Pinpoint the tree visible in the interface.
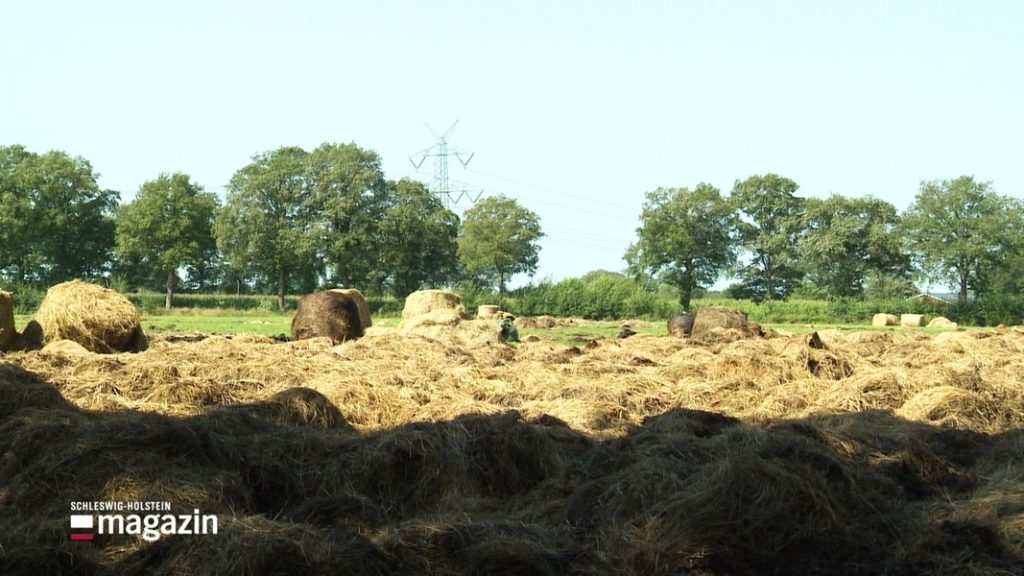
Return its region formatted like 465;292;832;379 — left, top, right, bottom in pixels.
0;145;117;284
731;174;805;300
458;195;544;298
215;147;319;310
902;176;1022;301
797;194;910;298
625;184;736;310
306;142;390;292
115;173;219;308
378;179;460;298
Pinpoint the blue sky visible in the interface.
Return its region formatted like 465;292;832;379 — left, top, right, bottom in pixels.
3;1;1021;286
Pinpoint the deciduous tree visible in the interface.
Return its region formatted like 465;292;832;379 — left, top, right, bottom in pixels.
115;173;218;308
458;195;543;298
626;183;736;310
731;174;804;300
902;176;1022;301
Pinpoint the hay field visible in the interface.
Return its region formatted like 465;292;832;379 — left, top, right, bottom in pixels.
2;321;1024;574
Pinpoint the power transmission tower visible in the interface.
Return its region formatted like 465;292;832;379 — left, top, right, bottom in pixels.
409;120;483;210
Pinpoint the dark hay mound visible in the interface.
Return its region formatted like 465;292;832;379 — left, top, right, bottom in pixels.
215;387;355;431
292;290;364;343
330;288;372;329
2;380;1021;576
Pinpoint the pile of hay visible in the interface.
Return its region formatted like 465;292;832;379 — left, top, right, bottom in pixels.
690;306;763;342
402;290;465;320
30;280;146;353
292;291;364;343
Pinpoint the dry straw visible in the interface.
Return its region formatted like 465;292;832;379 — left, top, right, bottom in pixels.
30;280;146;353
4;316;1024;574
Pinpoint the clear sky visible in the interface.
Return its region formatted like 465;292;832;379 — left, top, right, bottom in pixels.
3;1;1021;285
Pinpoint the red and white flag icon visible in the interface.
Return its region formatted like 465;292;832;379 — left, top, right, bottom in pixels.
70;515;94;541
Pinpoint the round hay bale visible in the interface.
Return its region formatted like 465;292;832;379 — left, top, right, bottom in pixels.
0;291;15;351
32;280;146;353
871;313;898;327
927;316;958;330
329;288;372;328
291;290;364;343
402;289;466;320
900;314;926;328
477;304;500;319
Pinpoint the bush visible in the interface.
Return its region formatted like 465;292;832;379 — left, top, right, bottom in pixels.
0;282;44;314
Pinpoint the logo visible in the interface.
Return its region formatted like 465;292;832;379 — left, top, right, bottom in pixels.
70;501;218;542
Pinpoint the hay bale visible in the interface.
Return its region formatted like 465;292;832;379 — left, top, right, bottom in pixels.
691;307;761;341
0;291;15;351
477;304;500;319
928;316;958;330
31;280;146;353
872;313;898;327
329;288;372;328
292;290;364;343
900;314;926;328
402;289;465;320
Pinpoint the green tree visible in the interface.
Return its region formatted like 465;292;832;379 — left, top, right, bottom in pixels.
458;195;544;298
115;173;219;308
0;145;117;284
902;176;1022;301
307;142;390;292
379;179;460;298
625;183;736;310
215;147;319;310
731;174;805;300
798;194;910;298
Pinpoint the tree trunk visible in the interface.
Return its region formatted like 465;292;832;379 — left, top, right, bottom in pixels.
497;269;505;307
165;269;175;310
0;291;15;352
959;273;969;302
278;268;286;311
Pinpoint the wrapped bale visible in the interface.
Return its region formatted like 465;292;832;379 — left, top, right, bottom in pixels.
328;288;372;328
291;290;364;344
872;313;898;327
31;280;147;353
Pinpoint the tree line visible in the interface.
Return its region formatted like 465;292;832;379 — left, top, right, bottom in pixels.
0;144;543;309
627;174;1024;309
3;142;1021;313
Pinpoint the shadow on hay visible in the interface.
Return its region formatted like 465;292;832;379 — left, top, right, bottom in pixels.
1;370;1022;576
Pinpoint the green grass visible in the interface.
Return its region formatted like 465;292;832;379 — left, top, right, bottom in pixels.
12;312;974;344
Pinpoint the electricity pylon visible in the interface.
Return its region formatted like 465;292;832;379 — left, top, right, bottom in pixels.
409;120;483;210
